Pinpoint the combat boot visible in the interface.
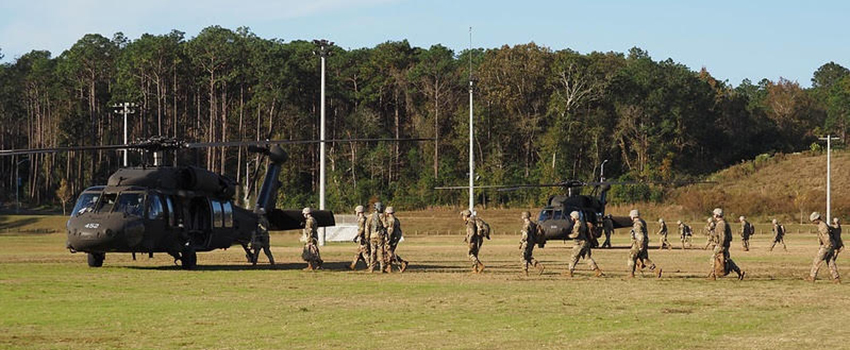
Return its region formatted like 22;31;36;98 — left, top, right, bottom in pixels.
536;263;545;275
303;263;313;271
805;276;815;283
594;268;605;277
834;278;841;284
349;261;357;270
477;262;485;273
628;271;635;279
471;264;478;274
367;264;375;273
524;269;529;276
737;271;745;281
400;260;409;273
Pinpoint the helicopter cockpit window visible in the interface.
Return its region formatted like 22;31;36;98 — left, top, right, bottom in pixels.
165;196;176;227
553;210;564;220
115;193;144;217
223;201;233;228
539;210;553;222
147;194;164;220
72;192;101;217
211;200;224;228
96;193;118;213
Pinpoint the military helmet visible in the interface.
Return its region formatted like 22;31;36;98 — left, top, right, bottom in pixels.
707;217;713;223
570;211;580;219
810;212;821;222
374;202;384;212
739;216;745;222
677;220;682;225
256;208;266;215
354;205;364;213
460;209;472;217
771;219;777;224
712;208;723;217
834;217;840;224
629;209;640;218
302;207;312;215
658;218;664;223
521;211;531;219
385;206;395;214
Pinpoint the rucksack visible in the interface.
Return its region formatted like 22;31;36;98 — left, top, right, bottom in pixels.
476;218;491;240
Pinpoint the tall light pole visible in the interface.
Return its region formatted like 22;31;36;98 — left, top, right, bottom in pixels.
819;135;841;223
313;39;333;246
113;102;136;166
468;27;475;212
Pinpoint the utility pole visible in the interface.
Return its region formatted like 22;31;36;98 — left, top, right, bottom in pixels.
313;39;333;246
468;27;474;212
113;102;136;166
819;135;841;223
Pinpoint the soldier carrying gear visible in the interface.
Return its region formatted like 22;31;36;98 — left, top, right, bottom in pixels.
384;206;409;273
769;218;787;252
301;207;323;270
349;205;371;270
807;212;840;283
462;210;484;273
566;211;604;277
658;218;672;250
703;217;716;250
678;220;693;249
367;202;389;273
627;209;662;278
519;211;545;276
739;215;754;252
601;214;614;248
251;208;275;265
708;208;745;281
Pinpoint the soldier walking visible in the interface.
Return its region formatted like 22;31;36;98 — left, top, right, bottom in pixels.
658;218;672;250
769;219;787;252
519;211;545;276
566;211;604;278
462;210;484;273
703;217;716;250
807;212;840;283
739;216;754;252
678;220;692;249
349;205;370;270
384;206;409;273
629;210;662;278
301;207;323;270
367;202;388;273
251;208;275;265
601;214;614;248
708;208;745;281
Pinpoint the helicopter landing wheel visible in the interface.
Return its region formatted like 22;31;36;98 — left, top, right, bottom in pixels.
181;248;197;270
87;252;105;267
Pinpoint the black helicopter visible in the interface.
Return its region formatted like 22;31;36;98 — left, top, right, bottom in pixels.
2;137;427;269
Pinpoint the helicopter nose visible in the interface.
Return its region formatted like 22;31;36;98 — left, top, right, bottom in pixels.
66;219;130;252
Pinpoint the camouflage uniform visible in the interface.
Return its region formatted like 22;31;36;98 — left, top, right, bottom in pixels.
464;213;484;273
567;213;602;277
679;222;692;249
629;216;660;278
809;214;839;282
708;214;744;280
301;212;323;270
385;210;409;273
703;218;716;250
251;214;275;265
740;218;754;252
601;215;613;248
367;209;389;273
769;221;787;252
519;213;544;275
349;211;370;270
658;220;672;250
472;216;491;249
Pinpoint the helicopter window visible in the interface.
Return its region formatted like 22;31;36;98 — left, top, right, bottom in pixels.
147;194;164;220
165;196;176;227
553;210;563;220
211;200;224;228
539;210;553;221
96;193;118;213
223;201;233;228
72;192;101;217
115;193;144;217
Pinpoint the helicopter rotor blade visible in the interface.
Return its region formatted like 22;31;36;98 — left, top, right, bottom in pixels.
185;137;434;149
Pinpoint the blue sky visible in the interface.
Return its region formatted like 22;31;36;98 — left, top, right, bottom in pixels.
1;0;847;87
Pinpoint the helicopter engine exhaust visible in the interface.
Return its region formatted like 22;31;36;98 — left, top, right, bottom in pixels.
179;166;236;198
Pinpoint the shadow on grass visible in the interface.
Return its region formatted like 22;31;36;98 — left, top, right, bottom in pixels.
121;260;467;272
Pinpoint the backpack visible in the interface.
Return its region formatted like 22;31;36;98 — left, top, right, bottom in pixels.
476;219;491;240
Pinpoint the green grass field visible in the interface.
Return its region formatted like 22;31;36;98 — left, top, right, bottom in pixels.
1;214;847;350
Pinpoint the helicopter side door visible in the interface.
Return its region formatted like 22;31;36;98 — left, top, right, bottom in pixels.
142;192;169;251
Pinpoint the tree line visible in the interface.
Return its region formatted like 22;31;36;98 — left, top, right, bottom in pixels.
1;26;848;211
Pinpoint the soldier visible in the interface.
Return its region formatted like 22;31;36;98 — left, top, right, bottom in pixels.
678;220;692;249
384;206;409;273
367;202;388;273
601;214;614;248
769;219;787;252
703;217;716;250
628;210;662;278
519;211;545;276
807;212;840;283
833;217;844;261
251;208;275;265
462;209;484;273
658;218;672;250
349;205;370;270
566;211;604;278
739;216;754;252
301;207;323;270
708;208;745;281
